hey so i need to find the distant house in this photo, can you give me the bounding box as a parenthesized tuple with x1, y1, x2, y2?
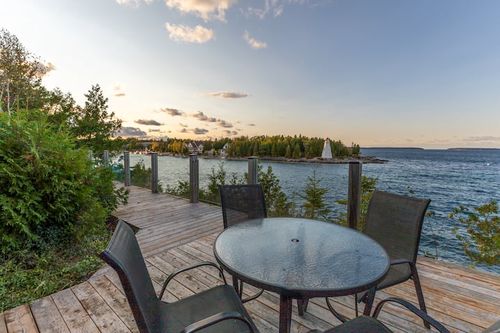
(220, 143, 230, 158)
(186, 141, 204, 154)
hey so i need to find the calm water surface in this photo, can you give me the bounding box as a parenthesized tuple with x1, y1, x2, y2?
(128, 148, 500, 273)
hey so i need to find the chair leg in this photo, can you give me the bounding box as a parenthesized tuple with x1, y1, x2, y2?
(297, 298, 309, 316)
(411, 265, 431, 329)
(362, 287, 376, 316)
(232, 276, 240, 296)
(238, 279, 244, 298)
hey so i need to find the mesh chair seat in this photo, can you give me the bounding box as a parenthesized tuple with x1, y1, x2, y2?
(101, 221, 258, 333)
(313, 316, 391, 333)
(358, 264, 411, 301)
(161, 285, 254, 333)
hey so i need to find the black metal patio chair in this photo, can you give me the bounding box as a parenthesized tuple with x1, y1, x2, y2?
(219, 184, 267, 229)
(310, 297, 500, 333)
(350, 190, 431, 327)
(219, 184, 267, 303)
(100, 220, 258, 333)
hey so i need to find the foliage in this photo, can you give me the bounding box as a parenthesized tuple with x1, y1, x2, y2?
(257, 165, 294, 217)
(449, 201, 500, 266)
(165, 162, 293, 218)
(165, 180, 191, 198)
(299, 171, 331, 220)
(0, 110, 127, 253)
(201, 162, 244, 203)
(72, 85, 122, 155)
(0, 29, 48, 113)
(335, 175, 378, 230)
(129, 134, 360, 159)
(0, 224, 110, 311)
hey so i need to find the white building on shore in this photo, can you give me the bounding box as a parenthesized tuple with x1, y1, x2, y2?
(321, 139, 333, 159)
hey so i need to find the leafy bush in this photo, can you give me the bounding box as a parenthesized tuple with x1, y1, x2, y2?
(450, 200, 500, 266)
(0, 110, 126, 252)
(0, 226, 109, 311)
(336, 175, 377, 230)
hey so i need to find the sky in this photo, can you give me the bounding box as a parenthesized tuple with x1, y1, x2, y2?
(1, 0, 500, 148)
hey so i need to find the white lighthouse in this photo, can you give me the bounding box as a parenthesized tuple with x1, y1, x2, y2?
(321, 139, 333, 159)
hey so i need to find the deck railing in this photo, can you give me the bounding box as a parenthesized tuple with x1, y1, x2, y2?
(105, 150, 363, 229)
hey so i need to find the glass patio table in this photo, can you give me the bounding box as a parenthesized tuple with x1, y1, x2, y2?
(214, 217, 390, 333)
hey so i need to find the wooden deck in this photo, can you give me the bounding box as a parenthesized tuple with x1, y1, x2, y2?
(1, 185, 499, 333)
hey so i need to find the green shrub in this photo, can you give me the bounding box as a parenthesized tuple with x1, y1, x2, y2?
(0, 110, 126, 252)
(450, 200, 500, 266)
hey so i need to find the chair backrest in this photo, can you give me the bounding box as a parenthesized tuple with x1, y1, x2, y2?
(364, 190, 430, 263)
(100, 221, 161, 333)
(219, 184, 267, 228)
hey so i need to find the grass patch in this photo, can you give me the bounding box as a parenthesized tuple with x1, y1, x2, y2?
(0, 223, 111, 312)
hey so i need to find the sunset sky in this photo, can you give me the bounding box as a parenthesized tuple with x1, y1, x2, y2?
(1, 0, 500, 148)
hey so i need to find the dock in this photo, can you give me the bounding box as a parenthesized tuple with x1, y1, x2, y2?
(1, 185, 498, 333)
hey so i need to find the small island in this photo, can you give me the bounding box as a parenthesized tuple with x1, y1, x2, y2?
(121, 135, 388, 164)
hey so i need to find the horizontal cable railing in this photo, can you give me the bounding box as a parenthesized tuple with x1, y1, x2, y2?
(105, 150, 362, 230)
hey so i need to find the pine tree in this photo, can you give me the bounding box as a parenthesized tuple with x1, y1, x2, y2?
(73, 84, 122, 154)
(292, 143, 301, 159)
(300, 171, 331, 220)
(285, 145, 292, 158)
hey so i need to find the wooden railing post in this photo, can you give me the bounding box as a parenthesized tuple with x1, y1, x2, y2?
(103, 150, 109, 166)
(189, 154, 199, 203)
(151, 152, 159, 193)
(248, 156, 258, 184)
(347, 161, 362, 230)
(124, 151, 131, 186)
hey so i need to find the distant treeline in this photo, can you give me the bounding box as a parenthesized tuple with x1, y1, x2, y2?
(124, 135, 361, 158)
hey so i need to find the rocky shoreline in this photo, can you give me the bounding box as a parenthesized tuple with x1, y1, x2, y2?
(224, 155, 387, 164)
(134, 152, 388, 164)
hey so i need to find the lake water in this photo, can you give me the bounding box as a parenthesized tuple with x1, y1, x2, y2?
(127, 148, 500, 273)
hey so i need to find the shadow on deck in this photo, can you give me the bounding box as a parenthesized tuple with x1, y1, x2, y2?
(1, 185, 498, 333)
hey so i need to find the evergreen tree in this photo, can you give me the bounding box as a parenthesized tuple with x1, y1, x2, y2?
(292, 143, 301, 159)
(285, 145, 292, 158)
(258, 165, 293, 216)
(72, 84, 122, 155)
(300, 171, 331, 220)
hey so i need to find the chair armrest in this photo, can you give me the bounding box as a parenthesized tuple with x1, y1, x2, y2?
(180, 311, 256, 333)
(390, 258, 413, 266)
(159, 261, 227, 300)
(373, 297, 450, 333)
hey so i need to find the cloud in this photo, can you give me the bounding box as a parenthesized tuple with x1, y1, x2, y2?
(244, 0, 305, 19)
(193, 111, 209, 121)
(218, 119, 233, 128)
(116, 0, 153, 7)
(208, 91, 248, 98)
(135, 119, 163, 126)
(113, 84, 126, 97)
(44, 62, 56, 74)
(165, 23, 214, 43)
(248, 123, 256, 126)
(162, 107, 184, 116)
(193, 128, 209, 135)
(164, 0, 235, 21)
(223, 130, 238, 136)
(180, 128, 188, 133)
(244, 31, 267, 49)
(149, 128, 161, 132)
(116, 127, 147, 137)
(465, 136, 500, 142)
(179, 123, 188, 127)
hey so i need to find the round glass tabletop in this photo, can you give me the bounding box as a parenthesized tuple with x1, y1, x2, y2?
(214, 217, 390, 297)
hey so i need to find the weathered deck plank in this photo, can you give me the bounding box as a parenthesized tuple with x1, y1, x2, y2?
(2, 185, 498, 333)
